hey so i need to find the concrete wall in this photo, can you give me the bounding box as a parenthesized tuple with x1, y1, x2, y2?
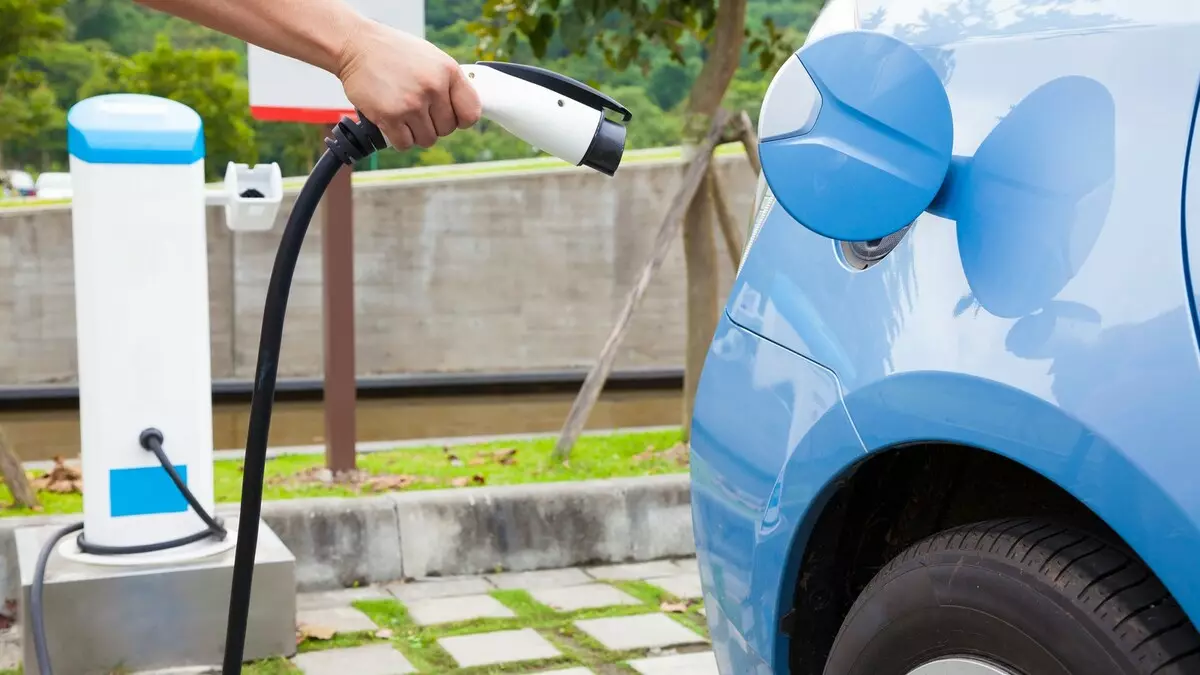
(0, 155, 754, 385)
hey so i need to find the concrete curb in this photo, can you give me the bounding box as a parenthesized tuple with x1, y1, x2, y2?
(0, 474, 694, 598)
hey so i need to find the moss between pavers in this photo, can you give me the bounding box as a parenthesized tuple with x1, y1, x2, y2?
(251, 577, 710, 674)
(0, 429, 687, 518)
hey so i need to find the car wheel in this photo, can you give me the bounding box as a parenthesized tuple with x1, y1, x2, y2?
(823, 518, 1200, 675)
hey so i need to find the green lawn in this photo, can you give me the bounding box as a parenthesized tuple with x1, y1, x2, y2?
(0, 428, 688, 518)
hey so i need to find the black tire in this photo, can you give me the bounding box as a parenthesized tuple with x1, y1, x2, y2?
(824, 518, 1200, 675)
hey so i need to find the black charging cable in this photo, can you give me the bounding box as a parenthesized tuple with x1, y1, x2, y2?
(219, 113, 387, 674)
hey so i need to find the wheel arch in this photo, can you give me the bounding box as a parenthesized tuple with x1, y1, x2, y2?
(774, 372, 1200, 674)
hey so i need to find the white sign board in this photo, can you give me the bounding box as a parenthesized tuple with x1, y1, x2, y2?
(248, 0, 424, 123)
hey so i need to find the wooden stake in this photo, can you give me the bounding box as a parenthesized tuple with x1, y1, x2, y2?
(322, 163, 358, 474)
(734, 110, 761, 176)
(0, 427, 38, 509)
(710, 171, 744, 270)
(552, 109, 732, 461)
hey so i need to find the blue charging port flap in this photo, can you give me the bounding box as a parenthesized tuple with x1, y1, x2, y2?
(759, 30, 954, 242)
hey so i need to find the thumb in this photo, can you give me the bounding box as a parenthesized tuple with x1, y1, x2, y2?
(450, 67, 483, 129)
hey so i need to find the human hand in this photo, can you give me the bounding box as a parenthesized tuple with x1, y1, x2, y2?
(336, 21, 482, 150)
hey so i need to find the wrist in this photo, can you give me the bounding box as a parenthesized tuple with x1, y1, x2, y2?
(330, 13, 376, 79)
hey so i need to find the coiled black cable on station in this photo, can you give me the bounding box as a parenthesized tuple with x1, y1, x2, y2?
(220, 113, 387, 675)
(31, 428, 228, 675)
(75, 428, 227, 555)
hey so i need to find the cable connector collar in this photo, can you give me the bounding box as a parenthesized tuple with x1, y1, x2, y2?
(324, 112, 388, 164)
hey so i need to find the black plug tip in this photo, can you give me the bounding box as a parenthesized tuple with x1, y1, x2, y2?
(581, 118, 626, 177)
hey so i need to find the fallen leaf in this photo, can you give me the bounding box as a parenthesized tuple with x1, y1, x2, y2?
(447, 454, 462, 467)
(472, 474, 486, 485)
(633, 443, 690, 467)
(663, 443, 690, 466)
(363, 474, 419, 492)
(297, 623, 337, 641)
(374, 629, 394, 639)
(451, 476, 470, 488)
(660, 600, 689, 613)
(468, 456, 489, 466)
(494, 448, 518, 465)
(30, 457, 83, 494)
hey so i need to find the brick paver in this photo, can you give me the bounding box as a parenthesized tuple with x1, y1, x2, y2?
(297, 586, 391, 611)
(296, 606, 378, 633)
(574, 613, 707, 651)
(406, 593, 515, 625)
(387, 575, 495, 602)
(628, 651, 721, 674)
(486, 567, 593, 590)
(292, 644, 416, 675)
(529, 583, 642, 612)
(437, 627, 562, 667)
(646, 573, 704, 599)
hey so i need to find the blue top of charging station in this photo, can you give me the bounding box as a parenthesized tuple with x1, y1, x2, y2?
(67, 94, 204, 165)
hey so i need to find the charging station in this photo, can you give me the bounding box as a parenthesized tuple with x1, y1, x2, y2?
(16, 93, 295, 675)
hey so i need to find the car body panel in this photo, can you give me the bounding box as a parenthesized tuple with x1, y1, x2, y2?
(691, 1, 1200, 673)
(691, 315, 865, 671)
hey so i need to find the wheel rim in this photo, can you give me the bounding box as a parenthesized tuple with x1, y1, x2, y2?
(906, 657, 1019, 675)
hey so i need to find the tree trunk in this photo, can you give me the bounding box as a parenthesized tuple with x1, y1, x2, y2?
(551, 110, 731, 461)
(679, 0, 748, 442)
(0, 427, 38, 509)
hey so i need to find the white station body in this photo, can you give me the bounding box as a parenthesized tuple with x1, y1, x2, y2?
(67, 94, 216, 551)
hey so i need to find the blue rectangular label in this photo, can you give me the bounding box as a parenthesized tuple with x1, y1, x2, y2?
(109, 465, 189, 517)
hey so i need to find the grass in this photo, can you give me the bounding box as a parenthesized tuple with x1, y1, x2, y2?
(242, 580, 708, 674)
(0, 143, 747, 210)
(0, 428, 688, 518)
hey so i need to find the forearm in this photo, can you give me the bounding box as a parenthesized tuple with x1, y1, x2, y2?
(135, 0, 370, 75)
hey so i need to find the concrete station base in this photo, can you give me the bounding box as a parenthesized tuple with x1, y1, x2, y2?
(16, 518, 296, 675)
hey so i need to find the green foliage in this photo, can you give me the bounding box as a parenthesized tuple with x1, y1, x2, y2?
(0, 0, 66, 65)
(0, 0, 68, 167)
(79, 34, 257, 180)
(471, 0, 721, 68)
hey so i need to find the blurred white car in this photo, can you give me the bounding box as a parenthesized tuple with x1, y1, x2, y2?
(4, 170, 36, 198)
(35, 172, 72, 200)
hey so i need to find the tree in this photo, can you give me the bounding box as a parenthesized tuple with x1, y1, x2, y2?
(471, 0, 806, 449)
(0, 0, 67, 169)
(80, 34, 257, 181)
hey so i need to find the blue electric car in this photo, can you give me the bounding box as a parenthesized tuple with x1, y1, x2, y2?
(690, 1, 1200, 674)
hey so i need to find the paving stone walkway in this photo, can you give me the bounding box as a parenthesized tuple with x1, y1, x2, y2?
(282, 557, 715, 675)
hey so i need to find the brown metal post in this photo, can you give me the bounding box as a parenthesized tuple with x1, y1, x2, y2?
(322, 163, 357, 473)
